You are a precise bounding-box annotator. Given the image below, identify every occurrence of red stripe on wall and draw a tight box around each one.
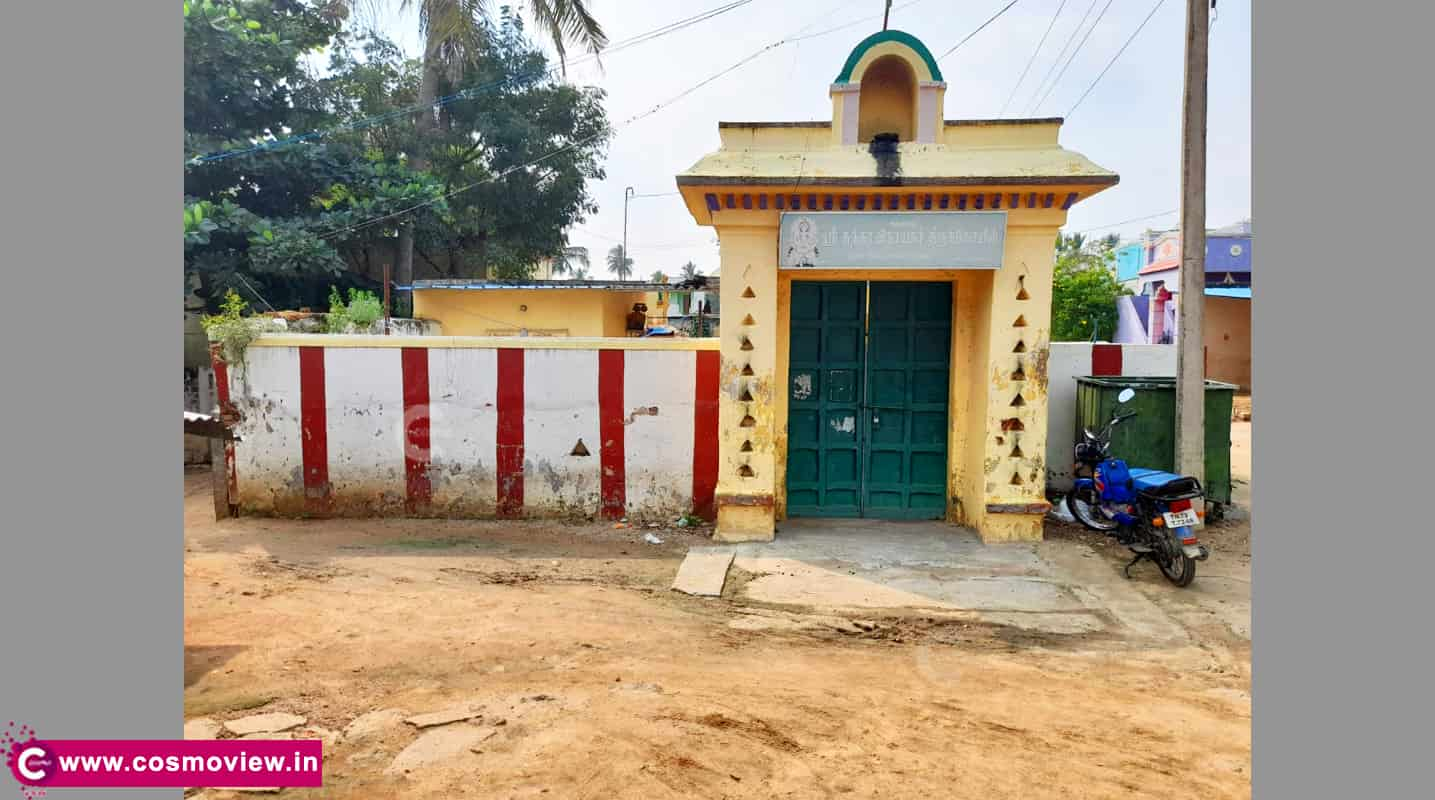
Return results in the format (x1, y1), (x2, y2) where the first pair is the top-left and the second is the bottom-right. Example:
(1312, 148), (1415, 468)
(401, 347), (432, 513)
(299, 346), (331, 514)
(692, 350), (720, 520)
(210, 345), (238, 515)
(1091, 344), (1123, 377)
(496, 348), (525, 517)
(598, 350), (626, 519)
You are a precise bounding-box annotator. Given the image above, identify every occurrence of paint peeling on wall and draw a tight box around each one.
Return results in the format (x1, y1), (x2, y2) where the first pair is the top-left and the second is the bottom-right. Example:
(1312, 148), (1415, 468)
(227, 344), (718, 520)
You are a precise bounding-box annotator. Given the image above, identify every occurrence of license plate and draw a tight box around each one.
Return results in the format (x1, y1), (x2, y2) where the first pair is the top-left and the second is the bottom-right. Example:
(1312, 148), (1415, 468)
(1164, 509), (1199, 528)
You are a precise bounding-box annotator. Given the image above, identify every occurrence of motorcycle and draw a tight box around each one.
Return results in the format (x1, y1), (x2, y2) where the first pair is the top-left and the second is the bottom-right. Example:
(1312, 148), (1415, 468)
(1065, 388), (1211, 587)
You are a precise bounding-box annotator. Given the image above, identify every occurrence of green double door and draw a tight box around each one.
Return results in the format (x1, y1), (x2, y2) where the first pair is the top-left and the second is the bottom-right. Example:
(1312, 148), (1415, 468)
(786, 281), (952, 519)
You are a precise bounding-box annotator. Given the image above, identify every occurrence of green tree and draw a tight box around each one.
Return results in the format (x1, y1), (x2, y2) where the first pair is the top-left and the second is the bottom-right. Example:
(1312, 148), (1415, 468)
(184, 0), (448, 310)
(606, 245), (633, 280)
(184, 2), (611, 310)
(1050, 233), (1132, 341)
(549, 245), (589, 277)
(409, 16), (610, 279)
(353, 0), (608, 289)
(678, 261), (700, 282)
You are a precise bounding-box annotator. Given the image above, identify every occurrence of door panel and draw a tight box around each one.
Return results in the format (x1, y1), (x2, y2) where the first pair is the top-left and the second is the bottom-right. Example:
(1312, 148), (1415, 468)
(863, 282), (951, 520)
(786, 282), (866, 517)
(785, 281), (951, 520)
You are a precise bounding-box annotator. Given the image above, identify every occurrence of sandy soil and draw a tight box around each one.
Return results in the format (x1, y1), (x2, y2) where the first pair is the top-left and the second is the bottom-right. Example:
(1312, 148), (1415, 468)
(185, 466), (1251, 799)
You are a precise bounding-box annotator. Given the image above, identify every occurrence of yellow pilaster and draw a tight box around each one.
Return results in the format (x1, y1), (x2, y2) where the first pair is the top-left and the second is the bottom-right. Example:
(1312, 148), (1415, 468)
(714, 225), (780, 542)
(973, 222), (1063, 542)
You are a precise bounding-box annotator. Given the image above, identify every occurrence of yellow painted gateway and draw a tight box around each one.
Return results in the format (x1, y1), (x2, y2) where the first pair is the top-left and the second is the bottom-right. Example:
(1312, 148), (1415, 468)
(674, 30), (1119, 543)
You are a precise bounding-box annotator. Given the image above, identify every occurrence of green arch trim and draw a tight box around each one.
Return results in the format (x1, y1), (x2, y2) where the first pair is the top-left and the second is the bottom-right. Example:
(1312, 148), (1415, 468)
(833, 29), (943, 84)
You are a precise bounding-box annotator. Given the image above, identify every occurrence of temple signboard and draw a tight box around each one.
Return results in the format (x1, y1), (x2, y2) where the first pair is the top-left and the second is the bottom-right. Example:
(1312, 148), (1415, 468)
(778, 211), (1007, 269)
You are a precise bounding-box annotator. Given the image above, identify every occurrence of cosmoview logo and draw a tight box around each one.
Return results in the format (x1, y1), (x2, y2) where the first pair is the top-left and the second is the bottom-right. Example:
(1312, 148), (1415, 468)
(3, 723), (51, 799)
(15, 746), (52, 782)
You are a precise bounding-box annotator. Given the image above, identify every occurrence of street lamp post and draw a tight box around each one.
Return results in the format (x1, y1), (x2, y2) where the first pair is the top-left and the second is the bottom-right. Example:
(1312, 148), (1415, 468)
(622, 186), (635, 278)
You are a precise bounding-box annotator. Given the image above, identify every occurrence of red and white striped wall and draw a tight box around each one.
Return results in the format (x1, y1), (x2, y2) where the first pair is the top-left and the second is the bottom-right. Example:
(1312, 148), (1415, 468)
(222, 338), (720, 520)
(1045, 342), (1178, 491)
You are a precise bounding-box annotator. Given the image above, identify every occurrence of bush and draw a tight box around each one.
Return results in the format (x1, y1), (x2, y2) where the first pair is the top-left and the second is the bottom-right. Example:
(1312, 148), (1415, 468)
(326, 287), (384, 333)
(201, 289), (263, 364)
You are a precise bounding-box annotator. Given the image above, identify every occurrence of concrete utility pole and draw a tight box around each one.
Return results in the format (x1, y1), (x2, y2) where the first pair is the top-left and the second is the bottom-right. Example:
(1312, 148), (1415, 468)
(1176, 0), (1210, 481)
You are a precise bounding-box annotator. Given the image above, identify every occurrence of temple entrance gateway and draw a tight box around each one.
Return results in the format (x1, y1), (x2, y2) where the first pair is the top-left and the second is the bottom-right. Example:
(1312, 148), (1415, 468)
(786, 281), (951, 519)
(674, 28), (1118, 542)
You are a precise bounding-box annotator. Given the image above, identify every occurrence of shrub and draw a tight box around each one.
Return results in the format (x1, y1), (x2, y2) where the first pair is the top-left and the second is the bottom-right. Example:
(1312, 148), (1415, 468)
(201, 289), (262, 364)
(325, 287), (384, 333)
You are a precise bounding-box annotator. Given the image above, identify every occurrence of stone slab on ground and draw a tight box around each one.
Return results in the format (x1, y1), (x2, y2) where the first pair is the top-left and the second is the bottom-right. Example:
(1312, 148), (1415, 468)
(184, 718), (224, 740)
(735, 557), (963, 611)
(223, 712), (306, 736)
(671, 550), (735, 596)
(343, 708), (407, 742)
(404, 706), (482, 728)
(384, 725), (491, 776)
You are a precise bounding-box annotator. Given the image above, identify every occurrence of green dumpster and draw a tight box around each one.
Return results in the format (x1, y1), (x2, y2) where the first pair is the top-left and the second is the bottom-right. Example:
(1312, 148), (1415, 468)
(1073, 376), (1238, 507)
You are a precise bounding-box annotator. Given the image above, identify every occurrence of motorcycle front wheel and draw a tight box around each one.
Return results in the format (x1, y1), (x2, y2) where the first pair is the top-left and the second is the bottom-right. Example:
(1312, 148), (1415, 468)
(1066, 486), (1120, 531)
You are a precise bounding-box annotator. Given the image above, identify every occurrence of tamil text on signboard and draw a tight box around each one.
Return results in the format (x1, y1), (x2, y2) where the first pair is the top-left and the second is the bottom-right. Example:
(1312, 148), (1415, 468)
(778, 211), (1006, 269)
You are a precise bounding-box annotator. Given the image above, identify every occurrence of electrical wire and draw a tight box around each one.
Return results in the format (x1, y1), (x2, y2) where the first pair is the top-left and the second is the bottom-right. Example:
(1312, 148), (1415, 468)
(1066, 0), (1169, 118)
(999, 0), (1069, 117)
(1020, 0), (1098, 114)
(318, 39), (792, 241)
(187, 0), (758, 165)
(937, 0), (1022, 61)
(1072, 208), (1179, 234)
(790, 0), (931, 42)
(1030, 0), (1115, 114)
(573, 225), (711, 249)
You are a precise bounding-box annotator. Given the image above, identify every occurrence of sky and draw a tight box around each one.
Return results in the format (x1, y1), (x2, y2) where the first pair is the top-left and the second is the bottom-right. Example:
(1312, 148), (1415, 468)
(367, 0), (1251, 279)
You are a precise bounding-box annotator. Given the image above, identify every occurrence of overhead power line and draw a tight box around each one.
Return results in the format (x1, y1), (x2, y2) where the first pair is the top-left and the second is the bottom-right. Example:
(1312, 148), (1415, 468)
(319, 39), (792, 241)
(791, 0), (931, 42)
(188, 0), (757, 165)
(937, 0), (1022, 61)
(999, 0), (1069, 117)
(1030, 0), (1116, 114)
(1066, 0), (1169, 118)
(1073, 208), (1179, 234)
(1021, 0), (1099, 114)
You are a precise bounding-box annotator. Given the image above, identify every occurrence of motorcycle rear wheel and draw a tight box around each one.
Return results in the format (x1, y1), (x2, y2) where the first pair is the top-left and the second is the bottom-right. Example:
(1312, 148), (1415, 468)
(1158, 552), (1197, 587)
(1066, 487), (1120, 531)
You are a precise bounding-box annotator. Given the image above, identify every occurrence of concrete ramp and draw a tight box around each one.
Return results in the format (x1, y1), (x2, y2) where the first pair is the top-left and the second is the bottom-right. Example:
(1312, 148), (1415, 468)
(671, 550), (735, 597)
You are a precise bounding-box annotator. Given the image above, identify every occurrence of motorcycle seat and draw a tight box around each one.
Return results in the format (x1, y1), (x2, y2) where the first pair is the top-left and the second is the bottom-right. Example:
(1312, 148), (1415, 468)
(1128, 468), (1202, 499)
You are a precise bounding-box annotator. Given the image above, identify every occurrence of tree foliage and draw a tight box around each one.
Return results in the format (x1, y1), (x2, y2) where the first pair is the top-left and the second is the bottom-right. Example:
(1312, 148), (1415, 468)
(183, 0), (611, 310)
(549, 245), (589, 276)
(606, 245), (633, 280)
(1051, 233), (1132, 342)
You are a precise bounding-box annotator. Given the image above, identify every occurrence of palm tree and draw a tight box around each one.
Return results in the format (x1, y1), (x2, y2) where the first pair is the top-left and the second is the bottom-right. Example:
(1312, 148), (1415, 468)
(549, 244), (589, 277)
(650, 270), (667, 284)
(606, 245), (633, 280)
(570, 265), (591, 280)
(679, 261), (700, 282)
(372, 0), (608, 295)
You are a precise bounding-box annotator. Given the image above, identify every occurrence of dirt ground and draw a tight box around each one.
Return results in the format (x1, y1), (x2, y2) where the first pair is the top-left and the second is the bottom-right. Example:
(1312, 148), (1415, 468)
(184, 427), (1251, 800)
